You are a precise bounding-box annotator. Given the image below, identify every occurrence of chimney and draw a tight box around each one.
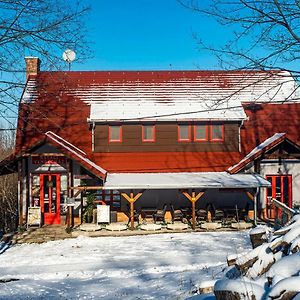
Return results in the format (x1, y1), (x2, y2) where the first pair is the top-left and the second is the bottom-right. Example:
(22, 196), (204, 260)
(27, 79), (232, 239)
(25, 57), (40, 79)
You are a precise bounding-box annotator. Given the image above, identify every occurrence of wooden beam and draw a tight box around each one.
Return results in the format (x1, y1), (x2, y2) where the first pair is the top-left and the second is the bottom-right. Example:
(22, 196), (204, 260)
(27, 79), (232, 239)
(70, 186), (104, 191)
(182, 190), (205, 230)
(121, 192), (143, 230)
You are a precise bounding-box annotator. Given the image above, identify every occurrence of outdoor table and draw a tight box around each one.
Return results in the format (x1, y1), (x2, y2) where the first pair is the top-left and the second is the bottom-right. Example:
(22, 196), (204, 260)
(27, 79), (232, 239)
(140, 207), (157, 221)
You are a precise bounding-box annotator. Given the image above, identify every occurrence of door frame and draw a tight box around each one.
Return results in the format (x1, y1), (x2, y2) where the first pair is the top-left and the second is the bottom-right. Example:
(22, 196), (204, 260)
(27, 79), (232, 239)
(266, 174), (292, 219)
(40, 173), (61, 225)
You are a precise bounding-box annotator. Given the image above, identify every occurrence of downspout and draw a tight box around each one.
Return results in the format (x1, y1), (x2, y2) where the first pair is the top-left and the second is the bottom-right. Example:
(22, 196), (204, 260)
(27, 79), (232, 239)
(238, 120), (244, 153)
(92, 122), (95, 152)
(254, 188), (259, 227)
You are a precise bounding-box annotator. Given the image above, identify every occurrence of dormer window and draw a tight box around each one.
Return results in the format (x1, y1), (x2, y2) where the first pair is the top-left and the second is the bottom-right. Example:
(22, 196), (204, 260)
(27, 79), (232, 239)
(211, 123), (224, 141)
(142, 125), (155, 142)
(109, 125), (122, 142)
(178, 124), (191, 142)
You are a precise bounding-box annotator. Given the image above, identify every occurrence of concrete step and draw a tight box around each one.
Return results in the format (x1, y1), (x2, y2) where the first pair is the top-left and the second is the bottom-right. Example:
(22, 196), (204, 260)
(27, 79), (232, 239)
(13, 225), (72, 244)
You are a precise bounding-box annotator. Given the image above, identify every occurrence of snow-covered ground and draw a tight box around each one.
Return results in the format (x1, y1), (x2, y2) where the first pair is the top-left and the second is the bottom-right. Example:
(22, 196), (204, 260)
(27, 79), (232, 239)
(0, 231), (251, 300)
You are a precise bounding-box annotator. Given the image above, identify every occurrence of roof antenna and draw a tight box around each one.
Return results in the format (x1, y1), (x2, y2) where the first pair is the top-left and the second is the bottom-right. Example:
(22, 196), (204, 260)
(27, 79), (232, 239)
(63, 49), (76, 71)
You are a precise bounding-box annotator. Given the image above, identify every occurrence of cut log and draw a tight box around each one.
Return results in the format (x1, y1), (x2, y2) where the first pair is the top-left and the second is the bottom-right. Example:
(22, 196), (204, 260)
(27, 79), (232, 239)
(249, 228), (268, 248)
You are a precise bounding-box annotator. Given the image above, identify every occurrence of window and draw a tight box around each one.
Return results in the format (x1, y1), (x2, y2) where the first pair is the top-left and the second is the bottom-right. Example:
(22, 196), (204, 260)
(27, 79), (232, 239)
(109, 125), (122, 142)
(178, 124), (191, 141)
(211, 123), (224, 141)
(194, 124), (208, 141)
(142, 125), (155, 142)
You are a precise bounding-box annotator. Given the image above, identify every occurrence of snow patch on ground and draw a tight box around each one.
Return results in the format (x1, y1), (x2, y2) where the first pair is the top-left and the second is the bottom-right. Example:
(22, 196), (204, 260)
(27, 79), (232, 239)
(0, 231), (250, 300)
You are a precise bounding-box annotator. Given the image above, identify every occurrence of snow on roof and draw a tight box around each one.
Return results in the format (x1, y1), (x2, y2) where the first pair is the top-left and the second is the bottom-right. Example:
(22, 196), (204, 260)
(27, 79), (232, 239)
(228, 133), (286, 174)
(21, 70), (299, 122)
(103, 171), (271, 190)
(89, 99), (246, 122)
(45, 131), (107, 176)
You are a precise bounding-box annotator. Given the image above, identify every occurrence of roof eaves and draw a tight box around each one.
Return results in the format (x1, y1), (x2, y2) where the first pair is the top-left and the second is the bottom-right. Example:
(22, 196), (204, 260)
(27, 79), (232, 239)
(228, 133), (286, 174)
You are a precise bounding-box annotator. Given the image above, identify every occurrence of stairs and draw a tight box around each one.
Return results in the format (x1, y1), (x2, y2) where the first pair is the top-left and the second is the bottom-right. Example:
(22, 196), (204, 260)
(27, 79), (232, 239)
(13, 225), (72, 244)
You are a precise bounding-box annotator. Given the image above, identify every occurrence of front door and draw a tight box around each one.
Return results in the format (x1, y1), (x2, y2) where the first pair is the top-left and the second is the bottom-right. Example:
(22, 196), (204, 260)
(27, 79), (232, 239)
(40, 174), (61, 224)
(266, 175), (292, 219)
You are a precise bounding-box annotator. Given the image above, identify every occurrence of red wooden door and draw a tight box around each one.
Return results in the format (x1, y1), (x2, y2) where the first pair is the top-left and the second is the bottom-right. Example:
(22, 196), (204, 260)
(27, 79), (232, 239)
(266, 175), (292, 219)
(40, 174), (61, 225)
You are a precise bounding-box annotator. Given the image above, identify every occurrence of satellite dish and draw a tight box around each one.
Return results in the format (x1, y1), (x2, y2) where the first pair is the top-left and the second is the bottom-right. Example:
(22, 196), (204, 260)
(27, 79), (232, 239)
(63, 49), (76, 63)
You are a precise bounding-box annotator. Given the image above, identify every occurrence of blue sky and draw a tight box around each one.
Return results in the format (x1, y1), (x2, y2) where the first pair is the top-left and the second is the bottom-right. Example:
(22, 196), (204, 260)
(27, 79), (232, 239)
(77, 0), (225, 71)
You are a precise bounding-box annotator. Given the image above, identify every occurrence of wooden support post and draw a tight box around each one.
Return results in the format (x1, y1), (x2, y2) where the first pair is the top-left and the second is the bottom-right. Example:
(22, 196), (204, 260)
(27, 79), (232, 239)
(182, 190), (204, 230)
(246, 190), (258, 226)
(121, 191), (143, 230)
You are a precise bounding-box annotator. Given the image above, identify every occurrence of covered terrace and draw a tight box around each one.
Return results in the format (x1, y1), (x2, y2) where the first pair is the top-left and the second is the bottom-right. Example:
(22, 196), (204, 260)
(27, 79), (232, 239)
(73, 172), (271, 230)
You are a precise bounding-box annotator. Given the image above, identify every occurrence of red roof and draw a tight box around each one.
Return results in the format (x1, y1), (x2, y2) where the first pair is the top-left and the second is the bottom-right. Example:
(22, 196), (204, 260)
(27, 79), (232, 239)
(12, 71), (300, 176)
(241, 103), (300, 154)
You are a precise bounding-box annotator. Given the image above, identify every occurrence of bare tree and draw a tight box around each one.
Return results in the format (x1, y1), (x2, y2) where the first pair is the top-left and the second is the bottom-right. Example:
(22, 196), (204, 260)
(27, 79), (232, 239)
(179, 0), (300, 75)
(0, 0), (90, 129)
(0, 126), (17, 233)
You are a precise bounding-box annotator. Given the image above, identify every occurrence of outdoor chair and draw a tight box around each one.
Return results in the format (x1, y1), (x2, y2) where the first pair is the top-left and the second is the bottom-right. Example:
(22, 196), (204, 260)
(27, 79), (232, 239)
(170, 204), (184, 223)
(153, 204), (168, 223)
(196, 208), (208, 223)
(209, 203), (225, 222)
(238, 203), (250, 221)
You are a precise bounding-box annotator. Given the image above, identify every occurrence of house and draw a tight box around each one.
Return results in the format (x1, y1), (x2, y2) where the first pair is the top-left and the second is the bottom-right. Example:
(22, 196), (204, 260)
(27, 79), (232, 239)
(0, 57), (299, 228)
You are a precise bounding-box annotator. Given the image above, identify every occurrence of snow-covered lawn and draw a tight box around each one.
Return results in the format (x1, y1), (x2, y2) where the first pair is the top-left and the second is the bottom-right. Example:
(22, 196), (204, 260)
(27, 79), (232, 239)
(0, 231), (251, 300)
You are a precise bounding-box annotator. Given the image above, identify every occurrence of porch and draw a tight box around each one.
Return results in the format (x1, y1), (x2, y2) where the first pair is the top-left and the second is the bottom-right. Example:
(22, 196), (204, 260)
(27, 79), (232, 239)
(70, 171), (270, 231)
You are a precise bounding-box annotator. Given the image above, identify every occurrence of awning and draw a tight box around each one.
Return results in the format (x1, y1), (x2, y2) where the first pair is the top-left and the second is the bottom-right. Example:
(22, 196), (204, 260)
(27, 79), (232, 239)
(103, 171), (271, 190)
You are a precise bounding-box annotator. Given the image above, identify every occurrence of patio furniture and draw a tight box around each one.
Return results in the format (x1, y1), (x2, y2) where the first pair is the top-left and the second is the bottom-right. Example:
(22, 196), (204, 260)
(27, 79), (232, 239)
(180, 207), (192, 223)
(140, 207), (157, 222)
(209, 203), (225, 222)
(223, 206), (239, 222)
(196, 208), (208, 223)
(153, 204), (168, 223)
(170, 204), (184, 223)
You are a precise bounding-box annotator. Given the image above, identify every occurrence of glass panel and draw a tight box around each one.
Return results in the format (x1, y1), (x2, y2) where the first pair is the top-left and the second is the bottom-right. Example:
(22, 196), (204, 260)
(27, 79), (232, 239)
(275, 176), (281, 199)
(110, 126), (121, 141)
(50, 176), (57, 213)
(143, 125), (154, 140)
(283, 176), (289, 206)
(43, 177), (49, 213)
(266, 177), (272, 198)
(32, 175), (40, 207)
(211, 124), (223, 140)
(195, 124), (207, 140)
(179, 125), (189, 140)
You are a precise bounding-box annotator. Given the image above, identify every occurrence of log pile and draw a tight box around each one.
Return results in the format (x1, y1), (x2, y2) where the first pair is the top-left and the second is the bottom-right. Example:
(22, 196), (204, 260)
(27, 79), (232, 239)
(196, 214), (300, 300)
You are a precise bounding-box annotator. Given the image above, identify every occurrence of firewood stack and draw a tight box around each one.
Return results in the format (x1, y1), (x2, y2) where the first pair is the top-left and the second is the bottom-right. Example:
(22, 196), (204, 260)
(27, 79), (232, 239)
(197, 214), (300, 300)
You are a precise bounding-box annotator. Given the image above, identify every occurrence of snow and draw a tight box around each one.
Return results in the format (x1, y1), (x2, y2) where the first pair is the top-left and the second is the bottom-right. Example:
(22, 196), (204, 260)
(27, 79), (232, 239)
(267, 276), (300, 297)
(214, 279), (265, 299)
(104, 172), (271, 190)
(266, 252), (300, 279)
(89, 99), (246, 122)
(45, 131), (107, 176)
(0, 231), (251, 300)
(228, 133), (285, 173)
(249, 226), (268, 235)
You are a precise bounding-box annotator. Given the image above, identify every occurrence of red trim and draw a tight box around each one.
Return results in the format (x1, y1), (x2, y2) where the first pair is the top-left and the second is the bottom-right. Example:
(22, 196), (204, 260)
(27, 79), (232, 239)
(210, 123), (224, 142)
(178, 124), (191, 142)
(194, 124), (208, 142)
(109, 125), (122, 143)
(40, 174), (61, 225)
(142, 125), (156, 142)
(265, 174), (292, 219)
